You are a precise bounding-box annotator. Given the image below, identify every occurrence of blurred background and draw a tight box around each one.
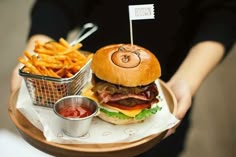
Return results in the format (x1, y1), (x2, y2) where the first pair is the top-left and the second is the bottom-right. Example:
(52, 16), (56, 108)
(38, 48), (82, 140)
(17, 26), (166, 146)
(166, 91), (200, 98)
(0, 0), (235, 156)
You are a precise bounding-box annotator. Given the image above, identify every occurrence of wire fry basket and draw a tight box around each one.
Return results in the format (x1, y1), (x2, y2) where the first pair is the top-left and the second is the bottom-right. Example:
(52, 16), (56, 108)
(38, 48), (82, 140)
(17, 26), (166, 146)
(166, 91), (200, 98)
(19, 59), (92, 108)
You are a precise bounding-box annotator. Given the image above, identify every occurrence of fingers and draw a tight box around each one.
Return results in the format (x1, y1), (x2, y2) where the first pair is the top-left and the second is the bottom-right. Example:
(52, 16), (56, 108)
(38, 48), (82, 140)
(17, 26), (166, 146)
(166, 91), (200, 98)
(163, 79), (192, 139)
(176, 94), (192, 120)
(167, 79), (192, 120)
(10, 64), (23, 92)
(163, 121), (181, 139)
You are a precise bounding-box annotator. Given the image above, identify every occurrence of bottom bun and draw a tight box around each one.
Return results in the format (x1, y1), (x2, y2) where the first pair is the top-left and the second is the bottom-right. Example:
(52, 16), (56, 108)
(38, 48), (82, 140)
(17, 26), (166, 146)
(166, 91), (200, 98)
(98, 111), (144, 125)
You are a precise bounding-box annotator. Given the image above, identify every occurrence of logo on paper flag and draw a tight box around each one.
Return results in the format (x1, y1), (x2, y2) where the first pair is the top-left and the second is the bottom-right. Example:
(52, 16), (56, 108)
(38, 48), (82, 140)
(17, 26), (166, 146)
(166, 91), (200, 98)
(129, 4), (155, 20)
(128, 4), (155, 45)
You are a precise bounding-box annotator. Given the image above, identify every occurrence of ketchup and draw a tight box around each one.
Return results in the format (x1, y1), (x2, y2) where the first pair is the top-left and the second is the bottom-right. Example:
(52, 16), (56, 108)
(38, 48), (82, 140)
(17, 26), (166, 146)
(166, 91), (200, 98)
(59, 105), (92, 118)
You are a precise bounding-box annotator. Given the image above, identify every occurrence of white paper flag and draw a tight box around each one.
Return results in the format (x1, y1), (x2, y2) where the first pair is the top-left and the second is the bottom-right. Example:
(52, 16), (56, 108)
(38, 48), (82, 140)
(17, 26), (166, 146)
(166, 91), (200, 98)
(129, 4), (155, 20)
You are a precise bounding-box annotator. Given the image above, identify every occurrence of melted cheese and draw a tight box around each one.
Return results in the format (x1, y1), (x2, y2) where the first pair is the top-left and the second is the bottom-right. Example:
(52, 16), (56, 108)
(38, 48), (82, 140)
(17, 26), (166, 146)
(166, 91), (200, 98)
(81, 84), (142, 117)
(81, 86), (98, 102)
(102, 104), (142, 117)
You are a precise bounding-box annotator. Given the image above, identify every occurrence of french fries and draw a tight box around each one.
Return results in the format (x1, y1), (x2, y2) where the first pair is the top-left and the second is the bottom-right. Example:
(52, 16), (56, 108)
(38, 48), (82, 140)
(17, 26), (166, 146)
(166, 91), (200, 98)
(18, 38), (92, 107)
(18, 38), (93, 78)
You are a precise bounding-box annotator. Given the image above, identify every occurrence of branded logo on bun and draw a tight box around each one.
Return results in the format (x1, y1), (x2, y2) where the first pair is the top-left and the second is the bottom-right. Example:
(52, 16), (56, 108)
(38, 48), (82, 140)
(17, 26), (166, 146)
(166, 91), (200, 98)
(83, 44), (162, 125)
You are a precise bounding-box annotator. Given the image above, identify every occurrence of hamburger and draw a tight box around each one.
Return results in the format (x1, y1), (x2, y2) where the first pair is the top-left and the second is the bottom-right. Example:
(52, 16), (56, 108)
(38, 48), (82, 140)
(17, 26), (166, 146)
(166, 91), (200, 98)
(82, 44), (162, 125)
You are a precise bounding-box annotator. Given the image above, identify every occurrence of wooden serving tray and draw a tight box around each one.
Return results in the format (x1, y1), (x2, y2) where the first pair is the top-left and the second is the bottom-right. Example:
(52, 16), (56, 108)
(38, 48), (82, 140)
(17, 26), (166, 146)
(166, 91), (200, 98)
(8, 80), (177, 157)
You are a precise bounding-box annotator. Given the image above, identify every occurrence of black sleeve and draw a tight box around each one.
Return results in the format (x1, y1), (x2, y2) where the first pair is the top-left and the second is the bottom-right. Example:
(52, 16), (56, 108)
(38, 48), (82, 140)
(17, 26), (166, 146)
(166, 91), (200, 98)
(28, 0), (87, 41)
(192, 0), (236, 54)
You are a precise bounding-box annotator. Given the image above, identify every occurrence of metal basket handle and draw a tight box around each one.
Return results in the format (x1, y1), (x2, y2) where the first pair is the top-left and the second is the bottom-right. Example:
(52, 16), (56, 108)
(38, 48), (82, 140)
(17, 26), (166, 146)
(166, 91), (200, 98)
(70, 23), (98, 46)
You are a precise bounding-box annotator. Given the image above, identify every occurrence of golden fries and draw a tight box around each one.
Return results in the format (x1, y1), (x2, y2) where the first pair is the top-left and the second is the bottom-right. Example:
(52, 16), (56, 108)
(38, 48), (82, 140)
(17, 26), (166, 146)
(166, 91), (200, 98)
(18, 38), (93, 78)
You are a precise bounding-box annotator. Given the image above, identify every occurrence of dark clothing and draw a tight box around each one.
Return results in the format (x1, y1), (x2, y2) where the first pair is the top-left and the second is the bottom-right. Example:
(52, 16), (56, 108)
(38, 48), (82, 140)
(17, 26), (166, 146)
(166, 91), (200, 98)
(29, 0), (236, 81)
(28, 0), (236, 156)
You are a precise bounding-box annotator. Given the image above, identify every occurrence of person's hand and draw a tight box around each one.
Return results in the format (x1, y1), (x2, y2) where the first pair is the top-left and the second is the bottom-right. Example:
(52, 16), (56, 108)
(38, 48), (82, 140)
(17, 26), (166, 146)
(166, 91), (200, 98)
(10, 63), (23, 92)
(162, 41), (225, 139)
(164, 79), (192, 138)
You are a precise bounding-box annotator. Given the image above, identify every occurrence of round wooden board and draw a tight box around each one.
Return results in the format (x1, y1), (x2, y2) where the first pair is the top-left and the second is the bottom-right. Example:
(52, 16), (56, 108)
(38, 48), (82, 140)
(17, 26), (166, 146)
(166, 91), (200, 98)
(8, 80), (177, 157)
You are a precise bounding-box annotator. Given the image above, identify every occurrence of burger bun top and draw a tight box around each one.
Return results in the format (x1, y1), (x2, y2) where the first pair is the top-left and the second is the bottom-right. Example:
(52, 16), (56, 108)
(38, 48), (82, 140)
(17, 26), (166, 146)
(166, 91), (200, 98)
(91, 44), (161, 87)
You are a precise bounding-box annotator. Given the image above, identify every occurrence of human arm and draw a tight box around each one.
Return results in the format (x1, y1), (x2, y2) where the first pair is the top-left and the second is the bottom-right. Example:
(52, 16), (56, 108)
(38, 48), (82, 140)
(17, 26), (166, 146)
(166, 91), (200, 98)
(165, 41), (225, 136)
(164, 0), (236, 137)
(169, 41), (224, 117)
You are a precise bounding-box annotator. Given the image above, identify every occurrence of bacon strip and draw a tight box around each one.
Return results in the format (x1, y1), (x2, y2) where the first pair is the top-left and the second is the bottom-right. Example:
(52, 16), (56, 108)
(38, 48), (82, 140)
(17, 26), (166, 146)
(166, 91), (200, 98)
(92, 80), (159, 107)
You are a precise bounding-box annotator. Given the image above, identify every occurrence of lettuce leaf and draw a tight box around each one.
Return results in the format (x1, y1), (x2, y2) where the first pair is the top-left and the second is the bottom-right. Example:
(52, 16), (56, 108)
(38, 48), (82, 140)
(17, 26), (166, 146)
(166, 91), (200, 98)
(100, 108), (131, 119)
(135, 105), (162, 120)
(99, 105), (162, 120)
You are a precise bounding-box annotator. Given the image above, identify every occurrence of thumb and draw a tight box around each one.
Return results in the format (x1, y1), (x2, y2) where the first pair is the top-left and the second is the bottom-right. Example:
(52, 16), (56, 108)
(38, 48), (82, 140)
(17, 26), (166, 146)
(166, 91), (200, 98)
(163, 80), (192, 138)
(167, 80), (192, 120)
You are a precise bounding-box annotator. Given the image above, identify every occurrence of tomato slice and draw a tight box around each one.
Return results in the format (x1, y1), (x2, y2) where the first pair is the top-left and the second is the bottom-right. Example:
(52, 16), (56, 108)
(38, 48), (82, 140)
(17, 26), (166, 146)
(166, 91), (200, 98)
(107, 102), (151, 110)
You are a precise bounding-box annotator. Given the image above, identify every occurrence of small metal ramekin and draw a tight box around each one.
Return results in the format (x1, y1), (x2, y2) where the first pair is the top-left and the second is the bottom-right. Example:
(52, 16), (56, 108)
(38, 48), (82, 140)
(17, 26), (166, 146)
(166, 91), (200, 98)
(53, 95), (99, 137)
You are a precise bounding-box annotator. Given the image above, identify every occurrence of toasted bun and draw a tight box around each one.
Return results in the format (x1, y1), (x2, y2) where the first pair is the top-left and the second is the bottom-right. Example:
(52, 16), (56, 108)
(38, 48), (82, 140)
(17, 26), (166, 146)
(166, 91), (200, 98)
(91, 44), (161, 87)
(98, 111), (144, 125)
